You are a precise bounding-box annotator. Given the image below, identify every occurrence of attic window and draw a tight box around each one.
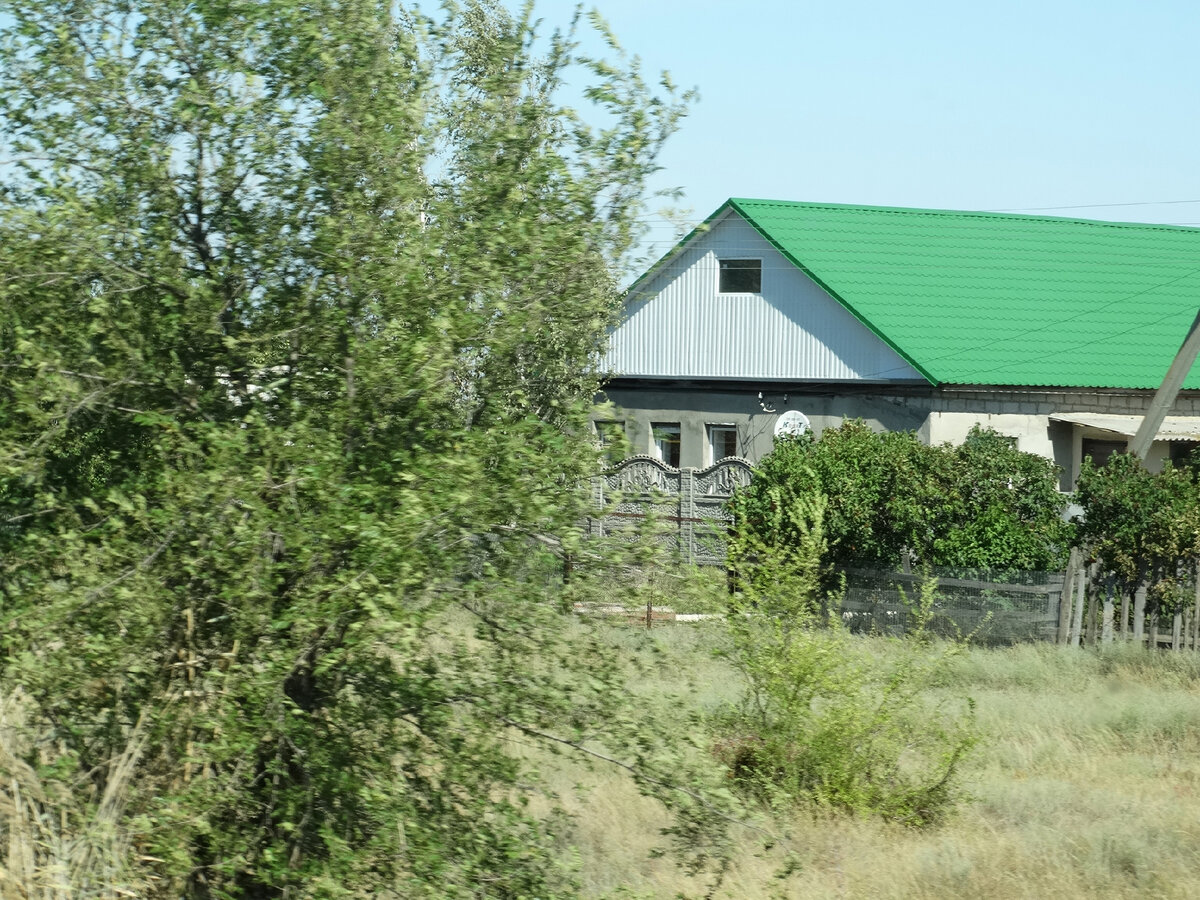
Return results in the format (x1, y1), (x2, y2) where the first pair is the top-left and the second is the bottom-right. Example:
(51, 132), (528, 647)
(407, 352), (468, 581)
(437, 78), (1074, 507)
(718, 258), (762, 293)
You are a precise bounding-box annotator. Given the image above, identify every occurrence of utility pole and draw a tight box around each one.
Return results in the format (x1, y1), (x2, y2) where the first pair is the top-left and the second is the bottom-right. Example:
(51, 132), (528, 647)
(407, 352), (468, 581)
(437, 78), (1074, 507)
(1127, 310), (1200, 461)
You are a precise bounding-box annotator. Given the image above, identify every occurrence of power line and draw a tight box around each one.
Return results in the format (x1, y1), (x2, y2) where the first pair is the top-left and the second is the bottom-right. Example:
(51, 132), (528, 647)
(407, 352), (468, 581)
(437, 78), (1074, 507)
(987, 199), (1200, 213)
(939, 301), (1200, 386)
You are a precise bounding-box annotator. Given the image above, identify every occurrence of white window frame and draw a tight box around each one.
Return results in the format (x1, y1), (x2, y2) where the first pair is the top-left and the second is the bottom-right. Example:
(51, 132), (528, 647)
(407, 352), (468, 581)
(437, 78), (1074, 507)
(706, 423), (739, 466)
(651, 422), (682, 468)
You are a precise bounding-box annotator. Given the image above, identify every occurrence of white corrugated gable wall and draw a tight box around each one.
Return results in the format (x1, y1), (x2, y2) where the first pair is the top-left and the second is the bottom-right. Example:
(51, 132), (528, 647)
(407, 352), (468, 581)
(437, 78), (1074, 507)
(602, 211), (923, 382)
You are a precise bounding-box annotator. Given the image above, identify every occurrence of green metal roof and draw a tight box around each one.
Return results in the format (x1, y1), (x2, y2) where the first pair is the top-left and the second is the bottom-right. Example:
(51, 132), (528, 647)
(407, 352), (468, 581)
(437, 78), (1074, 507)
(708, 198), (1200, 389)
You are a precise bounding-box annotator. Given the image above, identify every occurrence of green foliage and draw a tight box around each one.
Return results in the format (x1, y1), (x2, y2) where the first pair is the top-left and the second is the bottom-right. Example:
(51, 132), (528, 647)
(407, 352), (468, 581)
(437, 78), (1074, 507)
(0, 1), (698, 895)
(737, 425), (938, 570)
(727, 481), (830, 617)
(719, 497), (977, 826)
(1074, 453), (1200, 614)
(735, 422), (1070, 574)
(934, 426), (1073, 571)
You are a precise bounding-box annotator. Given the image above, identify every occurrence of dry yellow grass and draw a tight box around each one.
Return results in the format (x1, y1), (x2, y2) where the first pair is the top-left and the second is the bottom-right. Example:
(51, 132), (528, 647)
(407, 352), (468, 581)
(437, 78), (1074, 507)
(535, 627), (1200, 899)
(6, 611), (1200, 899)
(0, 688), (148, 900)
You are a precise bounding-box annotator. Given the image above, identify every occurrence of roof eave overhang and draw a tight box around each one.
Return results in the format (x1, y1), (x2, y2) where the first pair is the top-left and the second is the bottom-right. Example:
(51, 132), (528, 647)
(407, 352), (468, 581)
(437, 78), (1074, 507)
(1050, 412), (1200, 442)
(623, 202), (739, 300)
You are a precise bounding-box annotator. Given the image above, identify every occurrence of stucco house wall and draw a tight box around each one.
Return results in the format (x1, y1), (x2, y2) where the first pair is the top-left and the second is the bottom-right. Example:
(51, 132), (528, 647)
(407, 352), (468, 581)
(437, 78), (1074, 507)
(599, 382), (929, 468)
(599, 380), (1200, 489)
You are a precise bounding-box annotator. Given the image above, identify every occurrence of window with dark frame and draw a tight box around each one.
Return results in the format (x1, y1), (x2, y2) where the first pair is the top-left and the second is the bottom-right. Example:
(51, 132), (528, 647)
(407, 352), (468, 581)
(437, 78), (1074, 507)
(1082, 438), (1126, 469)
(594, 420), (626, 461)
(1170, 440), (1199, 466)
(652, 422), (681, 468)
(707, 424), (738, 463)
(718, 258), (762, 293)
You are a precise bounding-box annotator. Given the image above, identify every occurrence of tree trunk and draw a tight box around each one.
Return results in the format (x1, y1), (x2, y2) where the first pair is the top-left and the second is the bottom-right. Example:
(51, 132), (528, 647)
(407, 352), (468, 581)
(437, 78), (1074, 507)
(1133, 582), (1147, 645)
(1070, 561), (1087, 647)
(1173, 611), (1183, 651)
(1101, 577), (1115, 644)
(1120, 588), (1130, 641)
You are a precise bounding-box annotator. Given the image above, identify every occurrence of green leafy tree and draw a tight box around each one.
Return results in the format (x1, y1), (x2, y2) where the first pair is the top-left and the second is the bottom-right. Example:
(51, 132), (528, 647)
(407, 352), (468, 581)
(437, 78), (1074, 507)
(934, 426), (1072, 572)
(735, 424), (947, 572)
(1075, 453), (1200, 624)
(0, 1), (695, 895)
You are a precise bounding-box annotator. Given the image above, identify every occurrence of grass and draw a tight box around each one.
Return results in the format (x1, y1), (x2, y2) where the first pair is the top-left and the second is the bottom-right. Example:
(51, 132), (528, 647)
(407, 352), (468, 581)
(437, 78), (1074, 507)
(535, 625), (1200, 899)
(0, 687), (147, 900)
(8, 583), (1200, 898)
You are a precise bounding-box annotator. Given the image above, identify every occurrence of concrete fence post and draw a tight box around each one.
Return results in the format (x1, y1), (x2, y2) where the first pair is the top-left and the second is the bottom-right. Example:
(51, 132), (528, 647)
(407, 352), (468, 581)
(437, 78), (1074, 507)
(679, 468), (695, 564)
(1101, 577), (1115, 644)
(1133, 583), (1147, 645)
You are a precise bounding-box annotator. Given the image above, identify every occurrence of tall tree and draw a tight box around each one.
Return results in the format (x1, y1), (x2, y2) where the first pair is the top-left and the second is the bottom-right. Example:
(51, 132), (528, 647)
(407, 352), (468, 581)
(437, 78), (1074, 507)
(0, 1), (690, 895)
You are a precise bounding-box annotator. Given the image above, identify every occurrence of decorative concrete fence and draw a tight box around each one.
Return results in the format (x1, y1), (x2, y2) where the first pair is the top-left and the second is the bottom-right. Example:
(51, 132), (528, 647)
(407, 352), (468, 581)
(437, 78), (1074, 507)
(588, 456), (755, 565)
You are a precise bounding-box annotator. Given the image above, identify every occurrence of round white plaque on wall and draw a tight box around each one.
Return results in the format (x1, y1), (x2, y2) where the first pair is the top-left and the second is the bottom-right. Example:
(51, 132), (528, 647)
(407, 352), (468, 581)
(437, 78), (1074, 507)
(774, 410), (810, 438)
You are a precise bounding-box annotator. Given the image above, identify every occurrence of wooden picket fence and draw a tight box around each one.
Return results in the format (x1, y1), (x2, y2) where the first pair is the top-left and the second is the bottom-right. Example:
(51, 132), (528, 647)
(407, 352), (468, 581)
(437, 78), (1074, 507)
(1056, 548), (1200, 649)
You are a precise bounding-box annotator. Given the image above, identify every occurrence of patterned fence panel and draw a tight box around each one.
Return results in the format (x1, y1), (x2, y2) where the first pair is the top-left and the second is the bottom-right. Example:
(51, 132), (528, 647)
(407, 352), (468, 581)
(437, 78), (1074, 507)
(590, 456), (754, 564)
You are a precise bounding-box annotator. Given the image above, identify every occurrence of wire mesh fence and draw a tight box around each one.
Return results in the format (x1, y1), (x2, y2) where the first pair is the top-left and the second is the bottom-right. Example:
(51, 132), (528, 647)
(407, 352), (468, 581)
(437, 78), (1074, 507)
(841, 566), (1066, 646)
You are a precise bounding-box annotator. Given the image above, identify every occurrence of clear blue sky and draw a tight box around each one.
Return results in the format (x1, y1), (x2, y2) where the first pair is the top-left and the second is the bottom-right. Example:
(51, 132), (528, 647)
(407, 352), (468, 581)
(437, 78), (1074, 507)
(543, 0), (1200, 263)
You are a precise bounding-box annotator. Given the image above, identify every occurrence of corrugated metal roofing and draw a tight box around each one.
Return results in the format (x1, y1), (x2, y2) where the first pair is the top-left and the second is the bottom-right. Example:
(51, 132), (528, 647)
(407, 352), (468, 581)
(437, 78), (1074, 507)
(683, 199), (1200, 389)
(1049, 413), (1200, 441)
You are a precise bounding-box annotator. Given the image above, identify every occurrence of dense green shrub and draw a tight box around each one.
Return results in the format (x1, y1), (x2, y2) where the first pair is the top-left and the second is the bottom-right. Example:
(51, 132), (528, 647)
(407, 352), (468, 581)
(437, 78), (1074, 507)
(734, 422), (1071, 574)
(935, 426), (1073, 571)
(1075, 452), (1200, 618)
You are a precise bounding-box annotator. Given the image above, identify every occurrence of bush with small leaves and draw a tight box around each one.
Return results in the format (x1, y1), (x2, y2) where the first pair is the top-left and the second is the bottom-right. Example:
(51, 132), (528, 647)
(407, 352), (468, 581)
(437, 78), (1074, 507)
(721, 500), (977, 826)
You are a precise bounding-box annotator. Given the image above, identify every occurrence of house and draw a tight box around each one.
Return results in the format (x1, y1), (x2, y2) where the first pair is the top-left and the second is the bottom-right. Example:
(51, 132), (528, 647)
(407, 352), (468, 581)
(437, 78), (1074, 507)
(597, 199), (1200, 488)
